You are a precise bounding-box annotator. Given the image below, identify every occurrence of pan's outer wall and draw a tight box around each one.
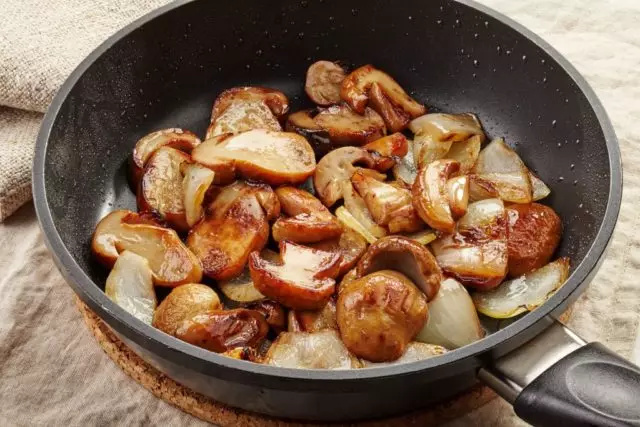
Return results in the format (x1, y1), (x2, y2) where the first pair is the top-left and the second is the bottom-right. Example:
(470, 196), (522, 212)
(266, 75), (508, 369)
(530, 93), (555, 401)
(33, 0), (621, 421)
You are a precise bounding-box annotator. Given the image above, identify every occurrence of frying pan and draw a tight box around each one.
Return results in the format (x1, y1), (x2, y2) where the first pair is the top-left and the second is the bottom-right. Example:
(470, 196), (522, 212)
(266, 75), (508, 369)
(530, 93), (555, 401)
(32, 0), (638, 425)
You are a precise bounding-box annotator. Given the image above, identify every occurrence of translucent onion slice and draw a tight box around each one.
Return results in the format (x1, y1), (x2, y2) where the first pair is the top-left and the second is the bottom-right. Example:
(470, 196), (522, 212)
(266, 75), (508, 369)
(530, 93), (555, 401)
(530, 171), (551, 201)
(105, 251), (157, 325)
(183, 164), (215, 227)
(340, 182), (387, 241)
(218, 249), (279, 303)
(446, 134), (482, 175)
(263, 330), (362, 369)
(409, 113), (484, 143)
(361, 342), (447, 367)
(402, 229), (437, 245)
(472, 258), (570, 319)
(393, 139), (418, 185)
(416, 278), (484, 349)
(447, 175), (469, 219)
(413, 133), (452, 169)
(472, 138), (532, 204)
(335, 206), (378, 244)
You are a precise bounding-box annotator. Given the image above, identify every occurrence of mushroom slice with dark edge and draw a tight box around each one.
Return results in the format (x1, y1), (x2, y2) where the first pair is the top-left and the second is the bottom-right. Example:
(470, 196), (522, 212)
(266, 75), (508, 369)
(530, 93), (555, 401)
(271, 186), (343, 243)
(137, 147), (191, 232)
(305, 61), (347, 106)
(206, 86), (289, 139)
(471, 138), (533, 204)
(183, 163), (215, 228)
(186, 182), (278, 281)
(309, 226), (367, 276)
(340, 65), (426, 132)
(175, 308), (269, 353)
(361, 342), (447, 367)
(263, 330), (361, 369)
(288, 299), (338, 333)
(244, 300), (287, 334)
(192, 129), (316, 186)
(249, 241), (342, 310)
(415, 278), (484, 349)
(351, 170), (424, 234)
(105, 251), (157, 325)
(217, 249), (279, 303)
(91, 210), (202, 287)
(362, 132), (409, 171)
(411, 159), (461, 233)
(130, 128), (201, 187)
(356, 235), (442, 301)
(431, 198), (508, 291)
(337, 270), (428, 362)
(153, 284), (222, 336)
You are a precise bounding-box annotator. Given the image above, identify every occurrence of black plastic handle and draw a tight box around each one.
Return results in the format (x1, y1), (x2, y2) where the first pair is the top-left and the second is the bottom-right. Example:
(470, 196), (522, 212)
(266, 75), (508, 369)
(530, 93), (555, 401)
(514, 342), (640, 427)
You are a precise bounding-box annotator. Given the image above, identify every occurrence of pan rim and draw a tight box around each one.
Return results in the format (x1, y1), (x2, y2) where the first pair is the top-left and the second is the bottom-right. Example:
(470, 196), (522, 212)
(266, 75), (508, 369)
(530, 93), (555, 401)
(33, 0), (622, 386)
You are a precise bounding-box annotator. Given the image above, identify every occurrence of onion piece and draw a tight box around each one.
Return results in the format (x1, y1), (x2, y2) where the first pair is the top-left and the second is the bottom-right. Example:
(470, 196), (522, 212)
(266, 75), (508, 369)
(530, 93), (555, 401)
(335, 206), (379, 244)
(472, 258), (570, 319)
(342, 182), (388, 239)
(402, 229), (437, 245)
(105, 251), (157, 325)
(530, 171), (551, 201)
(263, 330), (362, 369)
(416, 278), (484, 349)
(413, 134), (452, 169)
(446, 134), (482, 175)
(183, 164), (215, 227)
(447, 175), (469, 219)
(393, 139), (418, 185)
(472, 138), (532, 204)
(409, 113), (484, 143)
(361, 342), (447, 367)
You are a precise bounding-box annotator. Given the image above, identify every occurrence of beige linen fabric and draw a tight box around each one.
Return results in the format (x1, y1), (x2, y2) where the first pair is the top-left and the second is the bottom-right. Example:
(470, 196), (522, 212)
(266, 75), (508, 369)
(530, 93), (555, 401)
(0, 0), (639, 426)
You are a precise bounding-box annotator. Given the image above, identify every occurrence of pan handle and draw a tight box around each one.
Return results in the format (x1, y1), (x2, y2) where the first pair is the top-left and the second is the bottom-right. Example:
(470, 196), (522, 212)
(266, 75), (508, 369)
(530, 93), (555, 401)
(478, 318), (640, 427)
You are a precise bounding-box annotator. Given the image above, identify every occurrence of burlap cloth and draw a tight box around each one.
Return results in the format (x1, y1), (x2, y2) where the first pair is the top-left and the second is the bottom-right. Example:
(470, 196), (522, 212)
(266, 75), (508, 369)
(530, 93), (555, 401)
(1, 0), (639, 425)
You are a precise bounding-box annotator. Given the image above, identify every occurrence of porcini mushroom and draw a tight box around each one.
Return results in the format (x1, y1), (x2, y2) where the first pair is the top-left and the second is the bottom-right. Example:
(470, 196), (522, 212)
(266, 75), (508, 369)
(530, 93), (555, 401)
(305, 61), (347, 106)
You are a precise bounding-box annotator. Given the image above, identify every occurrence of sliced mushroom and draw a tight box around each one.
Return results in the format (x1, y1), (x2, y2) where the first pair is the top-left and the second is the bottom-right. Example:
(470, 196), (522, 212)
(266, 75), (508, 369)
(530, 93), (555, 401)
(471, 138), (533, 204)
(341, 65), (426, 132)
(415, 278), (484, 349)
(271, 186), (342, 243)
(285, 109), (333, 154)
(409, 113), (484, 144)
(137, 147), (191, 232)
(305, 61), (347, 106)
(309, 226), (368, 276)
(313, 146), (376, 207)
(192, 130), (316, 186)
(217, 249), (280, 303)
(175, 308), (269, 353)
(337, 270), (428, 362)
(249, 241), (342, 310)
(288, 299), (338, 333)
(206, 86), (289, 139)
(245, 300), (287, 334)
(446, 175), (469, 219)
(362, 132), (409, 171)
(412, 159), (461, 233)
(351, 170), (424, 234)
(92, 210), (202, 286)
(186, 182), (275, 281)
(263, 330), (361, 369)
(153, 283), (222, 336)
(105, 251), (157, 325)
(130, 128), (201, 186)
(342, 181), (389, 238)
(361, 342), (447, 367)
(431, 198), (508, 290)
(222, 347), (258, 361)
(356, 235), (442, 301)
(183, 163), (215, 228)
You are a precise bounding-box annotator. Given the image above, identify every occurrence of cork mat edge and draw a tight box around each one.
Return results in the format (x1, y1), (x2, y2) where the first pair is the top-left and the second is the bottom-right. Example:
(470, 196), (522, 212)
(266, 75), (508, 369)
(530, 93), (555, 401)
(76, 296), (573, 427)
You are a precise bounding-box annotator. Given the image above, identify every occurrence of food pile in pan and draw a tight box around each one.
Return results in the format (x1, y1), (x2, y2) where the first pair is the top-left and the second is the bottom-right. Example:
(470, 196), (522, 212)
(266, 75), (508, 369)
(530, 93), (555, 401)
(92, 61), (566, 368)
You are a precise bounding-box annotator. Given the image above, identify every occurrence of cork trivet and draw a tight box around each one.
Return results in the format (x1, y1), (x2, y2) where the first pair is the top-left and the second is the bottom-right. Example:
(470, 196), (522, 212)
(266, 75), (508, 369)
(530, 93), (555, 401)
(75, 295), (572, 426)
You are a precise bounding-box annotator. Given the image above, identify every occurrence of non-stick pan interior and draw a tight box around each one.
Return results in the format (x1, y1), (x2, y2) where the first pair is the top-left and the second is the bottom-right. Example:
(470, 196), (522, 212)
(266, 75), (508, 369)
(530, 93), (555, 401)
(43, 0), (609, 334)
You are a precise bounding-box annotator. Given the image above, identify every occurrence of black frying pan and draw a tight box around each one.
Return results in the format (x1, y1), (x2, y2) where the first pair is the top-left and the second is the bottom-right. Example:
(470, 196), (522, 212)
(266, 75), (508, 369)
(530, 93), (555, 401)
(32, 0), (638, 425)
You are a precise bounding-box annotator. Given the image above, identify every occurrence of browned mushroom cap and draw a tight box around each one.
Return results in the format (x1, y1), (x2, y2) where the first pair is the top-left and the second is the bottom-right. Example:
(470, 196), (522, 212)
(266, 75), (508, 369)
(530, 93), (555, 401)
(309, 226), (368, 277)
(305, 61), (347, 106)
(412, 159), (461, 233)
(91, 210), (203, 287)
(249, 241), (342, 310)
(175, 308), (269, 353)
(356, 235), (442, 301)
(351, 170), (424, 234)
(288, 299), (338, 333)
(130, 128), (201, 187)
(340, 65), (426, 132)
(137, 147), (191, 232)
(186, 182), (276, 281)
(362, 133), (409, 171)
(313, 146), (376, 207)
(192, 130), (316, 186)
(272, 186), (342, 243)
(152, 284), (222, 336)
(244, 300), (287, 334)
(337, 270), (428, 362)
(206, 86), (289, 139)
